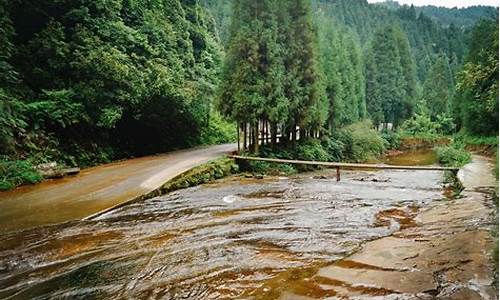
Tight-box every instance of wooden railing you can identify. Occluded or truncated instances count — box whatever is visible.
[230,155,459,181]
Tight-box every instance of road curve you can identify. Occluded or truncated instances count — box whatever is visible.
[0,143,237,233]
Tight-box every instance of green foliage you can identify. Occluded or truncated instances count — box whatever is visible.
[413,5,498,27]
[0,92,27,154]
[199,112,237,145]
[365,25,417,126]
[0,0,495,188]
[160,158,238,193]
[239,139,336,174]
[435,142,471,167]
[320,137,344,162]
[313,0,475,82]
[1,0,223,166]
[318,19,366,130]
[454,19,498,136]
[25,89,87,129]
[219,0,326,151]
[244,160,297,176]
[335,120,386,162]
[0,158,43,190]
[294,139,332,162]
[242,121,384,167]
[381,130,401,149]
[455,133,499,147]
[421,53,454,119]
[400,112,455,136]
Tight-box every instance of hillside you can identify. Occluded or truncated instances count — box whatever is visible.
[378,1,498,27]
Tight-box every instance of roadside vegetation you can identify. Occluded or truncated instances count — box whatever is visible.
[159,158,239,194]
[0,158,42,190]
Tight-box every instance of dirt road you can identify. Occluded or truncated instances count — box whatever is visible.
[0,144,236,233]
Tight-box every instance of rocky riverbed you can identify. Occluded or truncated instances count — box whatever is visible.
[0,152,497,299]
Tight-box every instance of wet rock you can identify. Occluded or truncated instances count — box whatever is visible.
[373,208,417,229]
[457,155,497,190]
[244,173,265,179]
[35,162,80,179]
[317,264,436,294]
[313,189,497,299]
[355,176,391,183]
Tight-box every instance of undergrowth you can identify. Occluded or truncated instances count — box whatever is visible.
[0,158,43,190]
[435,141,471,167]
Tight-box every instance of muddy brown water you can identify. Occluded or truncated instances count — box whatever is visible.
[0,150,449,299]
[383,148,437,166]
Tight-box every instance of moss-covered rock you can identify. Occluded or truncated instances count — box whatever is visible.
[158,158,238,194]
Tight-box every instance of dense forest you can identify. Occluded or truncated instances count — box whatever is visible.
[0,0,231,167]
[0,0,498,189]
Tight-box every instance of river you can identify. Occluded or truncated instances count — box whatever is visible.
[0,150,495,299]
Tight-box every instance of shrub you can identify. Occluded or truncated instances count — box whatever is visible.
[381,129,401,149]
[455,132,498,147]
[199,112,237,145]
[0,158,43,190]
[244,160,297,175]
[400,114,439,136]
[400,113,456,137]
[239,121,387,173]
[294,139,332,162]
[435,142,471,167]
[320,137,344,162]
[336,120,386,162]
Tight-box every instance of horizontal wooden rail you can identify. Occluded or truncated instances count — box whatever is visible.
[230,155,459,172]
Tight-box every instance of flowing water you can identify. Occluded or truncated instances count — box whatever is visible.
[0,150,446,299]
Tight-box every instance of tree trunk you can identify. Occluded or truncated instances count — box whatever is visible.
[259,119,266,146]
[271,123,277,150]
[253,121,259,153]
[265,120,269,144]
[243,123,247,150]
[237,123,240,153]
[300,128,306,140]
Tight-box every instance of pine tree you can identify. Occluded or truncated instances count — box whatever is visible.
[365,25,405,126]
[281,0,325,142]
[318,18,365,130]
[421,53,454,119]
[394,26,418,120]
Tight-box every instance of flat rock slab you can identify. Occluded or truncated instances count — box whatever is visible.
[317,264,436,294]
[457,154,497,190]
[309,156,498,300]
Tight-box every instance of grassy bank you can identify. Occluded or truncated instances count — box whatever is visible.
[158,158,239,194]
